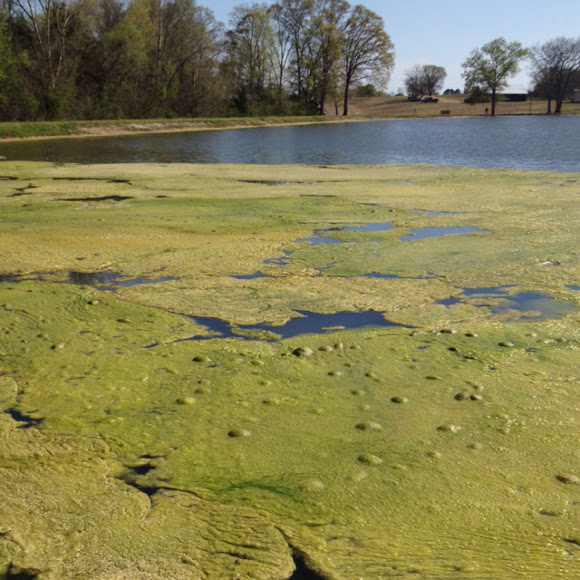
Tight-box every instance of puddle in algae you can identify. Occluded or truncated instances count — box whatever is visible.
[232,273,268,280]
[263,221,396,268]
[90,274,176,290]
[238,180,302,185]
[412,210,465,216]
[359,271,437,280]
[297,221,394,246]
[263,252,292,266]
[264,219,479,269]
[438,286,577,320]
[175,310,405,343]
[296,231,346,246]
[0,271,175,289]
[341,221,394,233]
[400,226,487,241]
[461,285,516,296]
[567,285,580,291]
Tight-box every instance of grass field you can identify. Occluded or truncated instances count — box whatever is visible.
[339,93,580,118]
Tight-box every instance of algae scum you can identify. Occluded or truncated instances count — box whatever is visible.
[1,162,579,579]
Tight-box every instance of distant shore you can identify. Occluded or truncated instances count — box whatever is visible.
[0,95,578,142]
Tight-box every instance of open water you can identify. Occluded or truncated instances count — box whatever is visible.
[0,115,578,171]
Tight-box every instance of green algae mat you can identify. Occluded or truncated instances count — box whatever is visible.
[1,161,579,579]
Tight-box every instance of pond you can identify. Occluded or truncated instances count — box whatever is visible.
[1,115,579,171]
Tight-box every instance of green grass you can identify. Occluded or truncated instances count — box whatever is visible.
[0,116,338,140]
[0,121,79,139]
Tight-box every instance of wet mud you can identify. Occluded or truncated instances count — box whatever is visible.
[1,161,579,579]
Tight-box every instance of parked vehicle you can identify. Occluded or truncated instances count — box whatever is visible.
[421,96,439,103]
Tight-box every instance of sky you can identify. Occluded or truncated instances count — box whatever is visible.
[199,0,580,93]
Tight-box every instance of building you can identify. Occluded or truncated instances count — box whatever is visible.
[499,85,529,102]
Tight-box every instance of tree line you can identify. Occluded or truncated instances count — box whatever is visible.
[0,0,394,121]
[404,36,580,116]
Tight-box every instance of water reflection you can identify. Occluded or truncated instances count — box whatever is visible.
[232,273,268,280]
[185,310,404,342]
[297,221,394,246]
[437,286,576,320]
[0,270,175,289]
[400,226,487,241]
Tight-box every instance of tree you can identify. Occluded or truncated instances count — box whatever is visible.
[403,64,445,100]
[341,3,393,116]
[421,64,445,96]
[530,36,580,114]
[461,37,528,116]
[173,6,223,117]
[99,0,156,118]
[0,17,27,120]
[275,0,313,107]
[269,2,292,111]
[305,0,349,115]
[404,64,423,99]
[226,3,276,114]
[11,0,91,118]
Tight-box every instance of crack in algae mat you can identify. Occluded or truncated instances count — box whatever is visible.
[1,161,579,579]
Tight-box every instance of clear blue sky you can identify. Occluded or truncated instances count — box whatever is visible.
[200,0,580,93]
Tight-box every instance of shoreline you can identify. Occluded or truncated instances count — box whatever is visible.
[0,116,365,143]
[1,105,577,143]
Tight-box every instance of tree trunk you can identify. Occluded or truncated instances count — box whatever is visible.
[491,88,496,116]
[342,83,349,116]
[546,97,552,114]
[554,97,563,114]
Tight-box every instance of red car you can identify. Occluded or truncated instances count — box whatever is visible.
[421,96,439,103]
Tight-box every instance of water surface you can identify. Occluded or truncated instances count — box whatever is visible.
[186,310,404,342]
[1,116,578,171]
[437,287,576,320]
[400,226,487,241]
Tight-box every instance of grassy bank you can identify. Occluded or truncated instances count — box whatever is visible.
[0,115,337,140]
[1,95,578,140]
[1,160,579,578]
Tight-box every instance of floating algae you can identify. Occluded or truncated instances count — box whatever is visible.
[436,287,577,321]
[1,161,580,578]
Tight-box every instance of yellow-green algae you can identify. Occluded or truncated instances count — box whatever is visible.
[1,161,579,578]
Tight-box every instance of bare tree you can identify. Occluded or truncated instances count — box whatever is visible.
[530,36,580,114]
[13,0,83,92]
[276,0,313,101]
[404,64,424,99]
[462,37,528,116]
[269,2,292,111]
